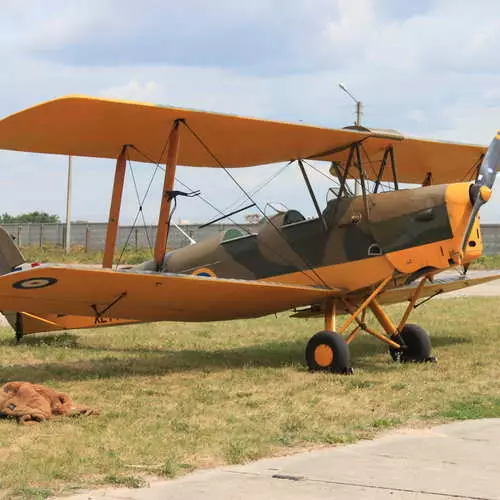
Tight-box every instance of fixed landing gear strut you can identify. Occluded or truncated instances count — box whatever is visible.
[305,275,435,373]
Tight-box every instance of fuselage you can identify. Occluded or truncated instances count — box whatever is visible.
[162,182,480,291]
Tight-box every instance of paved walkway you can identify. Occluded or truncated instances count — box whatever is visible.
[438,269,500,298]
[60,419,500,499]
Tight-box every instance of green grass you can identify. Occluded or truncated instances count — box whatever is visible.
[470,254,500,269]
[5,487,53,500]
[1,297,500,497]
[441,396,500,420]
[101,475,148,488]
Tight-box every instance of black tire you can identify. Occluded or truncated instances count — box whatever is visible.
[390,324,432,362]
[305,331,350,373]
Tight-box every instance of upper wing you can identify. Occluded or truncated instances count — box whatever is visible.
[317,134,486,184]
[0,265,337,323]
[0,95,367,168]
[0,95,486,184]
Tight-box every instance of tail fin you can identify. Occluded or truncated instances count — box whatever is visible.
[0,227,25,337]
[0,228,25,336]
[0,227,24,274]
[0,231,138,337]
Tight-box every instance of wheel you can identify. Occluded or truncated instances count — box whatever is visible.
[305,331,350,373]
[390,324,432,362]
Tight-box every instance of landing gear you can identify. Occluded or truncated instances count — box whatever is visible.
[15,312,23,344]
[304,274,436,372]
[389,324,433,362]
[305,331,351,373]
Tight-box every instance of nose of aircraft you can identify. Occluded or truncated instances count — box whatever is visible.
[449,131,500,265]
[445,183,482,265]
[463,132,500,244]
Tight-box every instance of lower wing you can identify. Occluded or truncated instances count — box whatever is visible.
[292,271,500,318]
[0,266,337,333]
[378,271,500,306]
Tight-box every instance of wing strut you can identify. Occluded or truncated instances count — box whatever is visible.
[374,146,395,193]
[154,119,182,270]
[103,145,129,268]
[297,159,328,231]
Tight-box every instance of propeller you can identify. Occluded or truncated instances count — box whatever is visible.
[461,131,500,253]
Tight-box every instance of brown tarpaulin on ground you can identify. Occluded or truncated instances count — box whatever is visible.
[0,381,98,423]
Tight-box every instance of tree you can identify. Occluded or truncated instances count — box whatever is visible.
[0,211,61,223]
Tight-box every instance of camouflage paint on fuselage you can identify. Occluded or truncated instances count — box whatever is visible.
[163,183,477,291]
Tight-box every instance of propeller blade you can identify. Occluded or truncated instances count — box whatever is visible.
[461,196,482,252]
[477,131,500,190]
[461,131,500,252]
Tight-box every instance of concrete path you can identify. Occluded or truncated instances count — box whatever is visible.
[59,419,500,499]
[438,269,500,298]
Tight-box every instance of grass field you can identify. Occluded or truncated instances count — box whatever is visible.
[21,245,153,266]
[1,297,500,499]
[470,254,500,269]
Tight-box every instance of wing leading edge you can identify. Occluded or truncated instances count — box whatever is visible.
[292,272,500,318]
[0,265,337,324]
[378,271,500,306]
[0,95,486,184]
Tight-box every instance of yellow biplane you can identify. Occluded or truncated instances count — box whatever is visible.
[0,95,499,373]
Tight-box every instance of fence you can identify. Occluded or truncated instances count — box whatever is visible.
[2,222,500,255]
[0,222,257,251]
[479,225,500,255]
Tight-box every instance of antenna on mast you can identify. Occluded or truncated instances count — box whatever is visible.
[338,82,363,127]
[338,83,364,195]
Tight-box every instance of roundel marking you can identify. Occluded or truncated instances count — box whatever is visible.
[12,277,58,290]
[192,268,216,278]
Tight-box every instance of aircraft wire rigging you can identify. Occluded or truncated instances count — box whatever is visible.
[179,120,333,290]
[130,144,251,233]
[460,153,485,183]
[124,141,329,288]
[126,157,156,247]
[219,159,294,214]
[360,143,393,193]
[115,148,163,268]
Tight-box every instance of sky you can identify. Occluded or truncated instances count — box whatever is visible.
[1,0,500,224]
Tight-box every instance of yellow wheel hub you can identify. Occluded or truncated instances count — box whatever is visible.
[314,344,334,367]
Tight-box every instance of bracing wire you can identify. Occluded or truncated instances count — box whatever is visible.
[180,121,333,289]
[127,159,154,250]
[301,159,349,197]
[460,153,484,183]
[300,159,347,204]
[221,160,294,214]
[130,145,254,234]
[114,146,165,268]
[360,143,392,193]
[114,161,162,268]
[129,145,326,283]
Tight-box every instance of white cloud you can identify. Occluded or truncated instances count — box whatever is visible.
[1,0,500,224]
[100,80,163,103]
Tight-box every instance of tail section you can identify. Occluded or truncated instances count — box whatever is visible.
[0,228,26,337]
[0,229,139,339]
[0,227,24,274]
